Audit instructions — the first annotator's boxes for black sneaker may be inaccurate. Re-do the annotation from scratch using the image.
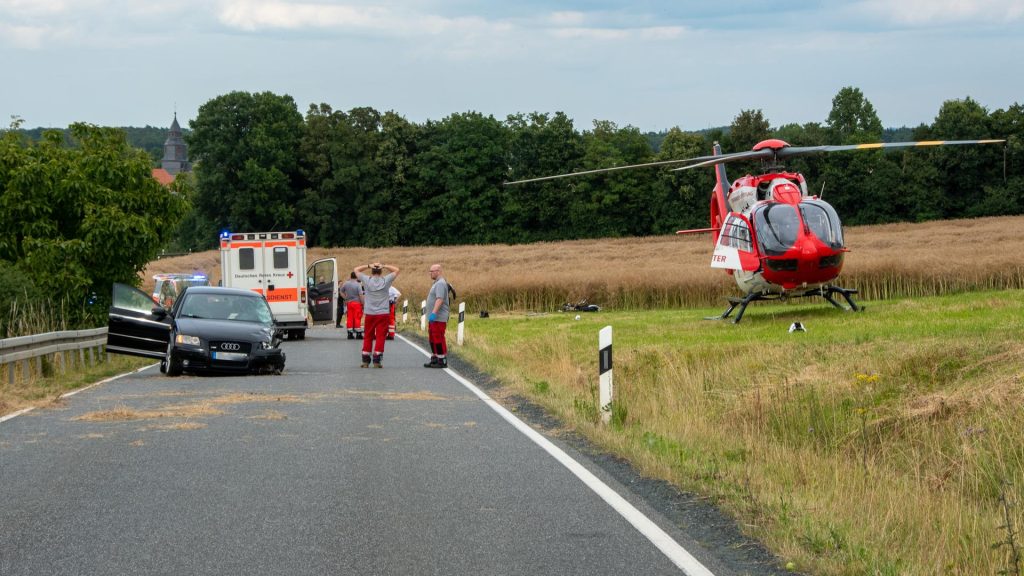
[423,357,438,368]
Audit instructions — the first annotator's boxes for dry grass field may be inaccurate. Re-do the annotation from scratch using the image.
[144,215,1024,312]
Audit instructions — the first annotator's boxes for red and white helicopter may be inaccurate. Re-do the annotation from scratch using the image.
[507,137,1005,322]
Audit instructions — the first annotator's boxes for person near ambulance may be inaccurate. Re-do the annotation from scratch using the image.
[423,263,450,369]
[387,285,402,340]
[355,262,400,368]
[340,272,363,340]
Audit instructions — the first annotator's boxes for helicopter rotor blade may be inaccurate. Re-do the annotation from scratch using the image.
[503,155,721,185]
[669,149,774,171]
[505,138,1006,183]
[776,139,1006,159]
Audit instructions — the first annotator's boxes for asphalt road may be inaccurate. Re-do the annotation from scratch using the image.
[0,327,742,576]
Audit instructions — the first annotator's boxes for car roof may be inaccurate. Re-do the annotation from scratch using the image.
[183,286,262,298]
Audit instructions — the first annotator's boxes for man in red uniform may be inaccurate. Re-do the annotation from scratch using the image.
[423,264,450,369]
[340,272,363,340]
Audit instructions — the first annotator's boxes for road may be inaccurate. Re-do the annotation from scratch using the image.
[1,327,740,575]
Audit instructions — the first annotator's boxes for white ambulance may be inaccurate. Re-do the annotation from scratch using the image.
[219,230,338,340]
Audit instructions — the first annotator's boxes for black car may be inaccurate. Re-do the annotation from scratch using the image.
[107,284,286,376]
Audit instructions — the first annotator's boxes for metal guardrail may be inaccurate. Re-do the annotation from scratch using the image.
[0,327,108,385]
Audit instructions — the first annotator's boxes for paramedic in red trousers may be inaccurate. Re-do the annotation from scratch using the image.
[340,272,363,340]
[423,264,450,369]
[387,285,402,340]
[355,262,400,368]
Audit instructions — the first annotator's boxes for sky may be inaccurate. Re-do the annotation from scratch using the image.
[2,0,1023,133]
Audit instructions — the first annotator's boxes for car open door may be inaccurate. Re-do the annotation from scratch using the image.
[306,258,339,325]
[107,283,172,359]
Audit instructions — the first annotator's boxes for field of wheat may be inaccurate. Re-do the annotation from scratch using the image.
[145,215,1024,312]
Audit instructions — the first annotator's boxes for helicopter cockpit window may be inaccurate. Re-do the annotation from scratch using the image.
[752,204,800,256]
[720,215,752,252]
[800,200,844,249]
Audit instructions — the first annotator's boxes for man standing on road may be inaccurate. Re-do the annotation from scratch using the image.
[340,272,363,339]
[355,262,400,368]
[423,263,450,369]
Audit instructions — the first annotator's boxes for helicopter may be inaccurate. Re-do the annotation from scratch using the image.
[506,137,1005,322]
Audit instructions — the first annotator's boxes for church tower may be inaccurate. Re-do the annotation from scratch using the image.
[161,113,192,176]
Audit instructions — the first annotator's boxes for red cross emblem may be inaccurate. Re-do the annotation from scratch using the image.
[287,271,294,278]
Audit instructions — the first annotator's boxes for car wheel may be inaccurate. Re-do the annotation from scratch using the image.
[297,330,306,340]
[165,341,183,377]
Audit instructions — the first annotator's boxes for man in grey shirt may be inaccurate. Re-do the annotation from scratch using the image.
[424,263,450,368]
[354,262,400,368]
[339,272,363,339]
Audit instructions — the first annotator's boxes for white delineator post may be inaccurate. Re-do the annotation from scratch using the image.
[402,299,408,324]
[420,300,427,331]
[599,325,613,425]
[456,302,466,345]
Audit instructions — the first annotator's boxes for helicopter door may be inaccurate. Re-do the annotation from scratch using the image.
[711,214,760,272]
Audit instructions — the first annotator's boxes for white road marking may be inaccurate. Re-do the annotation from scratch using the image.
[397,334,716,576]
[0,363,158,425]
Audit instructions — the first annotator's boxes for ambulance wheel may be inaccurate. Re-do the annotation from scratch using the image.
[297,330,306,340]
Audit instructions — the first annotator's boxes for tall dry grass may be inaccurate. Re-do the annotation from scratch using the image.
[145,215,1024,312]
[456,296,1024,575]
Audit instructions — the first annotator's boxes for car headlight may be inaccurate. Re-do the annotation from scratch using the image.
[175,334,202,346]
[259,341,273,350]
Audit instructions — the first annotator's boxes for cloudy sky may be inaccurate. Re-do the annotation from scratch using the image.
[2,0,1023,132]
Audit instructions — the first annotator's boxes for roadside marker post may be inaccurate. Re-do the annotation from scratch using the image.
[457,302,466,345]
[420,300,427,331]
[599,326,613,425]
[402,299,408,324]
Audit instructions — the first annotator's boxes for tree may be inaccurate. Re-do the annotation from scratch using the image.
[726,109,771,153]
[0,123,188,327]
[187,91,305,246]
[826,87,883,143]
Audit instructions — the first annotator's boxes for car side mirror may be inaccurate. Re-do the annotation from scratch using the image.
[151,306,168,318]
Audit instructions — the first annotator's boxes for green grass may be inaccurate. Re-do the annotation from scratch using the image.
[454,291,1024,575]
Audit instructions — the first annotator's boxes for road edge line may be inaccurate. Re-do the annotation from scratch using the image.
[1,362,159,425]
[396,334,716,576]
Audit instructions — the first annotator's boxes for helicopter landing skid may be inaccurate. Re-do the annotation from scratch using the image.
[709,285,861,324]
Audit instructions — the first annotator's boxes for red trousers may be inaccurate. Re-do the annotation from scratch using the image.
[428,321,447,358]
[346,301,363,331]
[363,314,389,355]
[388,303,397,337]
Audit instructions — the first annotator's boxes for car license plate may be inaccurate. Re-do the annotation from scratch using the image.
[212,351,247,361]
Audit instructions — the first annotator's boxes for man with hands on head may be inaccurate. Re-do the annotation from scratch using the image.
[354,262,400,368]
[423,263,450,369]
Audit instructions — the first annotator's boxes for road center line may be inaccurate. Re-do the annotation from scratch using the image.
[397,334,716,576]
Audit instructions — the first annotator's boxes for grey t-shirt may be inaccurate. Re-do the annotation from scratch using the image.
[426,277,450,322]
[358,272,396,315]
[339,280,362,303]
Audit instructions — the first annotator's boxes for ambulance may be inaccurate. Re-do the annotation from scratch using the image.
[219,230,338,340]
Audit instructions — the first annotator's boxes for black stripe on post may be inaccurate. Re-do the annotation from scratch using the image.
[459,310,465,323]
[599,344,612,375]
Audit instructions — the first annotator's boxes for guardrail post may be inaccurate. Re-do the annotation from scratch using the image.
[599,326,613,425]
[456,302,466,346]
[420,300,427,331]
[7,363,13,386]
[402,299,408,324]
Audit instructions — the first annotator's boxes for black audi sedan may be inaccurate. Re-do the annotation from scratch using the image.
[107,284,286,376]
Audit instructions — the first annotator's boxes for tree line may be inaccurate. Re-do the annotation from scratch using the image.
[171,87,1022,251]
[1,87,1020,330]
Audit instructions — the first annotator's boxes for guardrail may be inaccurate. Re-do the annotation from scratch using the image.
[0,328,109,385]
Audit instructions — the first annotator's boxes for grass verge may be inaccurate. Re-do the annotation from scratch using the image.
[452,291,1024,575]
[0,355,153,417]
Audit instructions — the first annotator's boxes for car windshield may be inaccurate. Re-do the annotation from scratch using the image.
[178,293,273,325]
